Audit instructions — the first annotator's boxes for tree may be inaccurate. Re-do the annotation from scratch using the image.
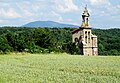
[32,28,55,48]
[0,36,12,53]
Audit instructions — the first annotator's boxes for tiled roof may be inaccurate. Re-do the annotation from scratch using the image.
[71,28,80,34]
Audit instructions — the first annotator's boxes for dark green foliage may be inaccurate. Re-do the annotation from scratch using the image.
[32,28,55,48]
[0,27,120,55]
[0,27,71,54]
[92,29,120,55]
[0,36,12,53]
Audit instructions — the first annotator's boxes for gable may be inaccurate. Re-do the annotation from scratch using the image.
[71,28,80,34]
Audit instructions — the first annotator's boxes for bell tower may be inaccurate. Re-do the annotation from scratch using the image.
[71,5,98,55]
[81,5,90,28]
[79,5,92,55]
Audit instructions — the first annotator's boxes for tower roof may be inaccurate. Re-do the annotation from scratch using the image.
[83,5,90,17]
[81,5,90,28]
[71,5,91,34]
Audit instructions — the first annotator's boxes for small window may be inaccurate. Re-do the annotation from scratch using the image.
[85,36,87,43]
[88,32,90,43]
[75,38,78,43]
[85,31,87,43]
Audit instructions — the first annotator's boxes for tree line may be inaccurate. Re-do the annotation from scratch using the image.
[92,29,120,55]
[0,27,120,55]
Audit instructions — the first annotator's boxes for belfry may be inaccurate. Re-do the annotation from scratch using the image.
[71,6,98,55]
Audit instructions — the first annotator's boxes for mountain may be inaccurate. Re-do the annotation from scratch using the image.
[23,21,79,28]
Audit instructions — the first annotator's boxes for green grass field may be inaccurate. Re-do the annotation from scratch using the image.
[0,53,120,83]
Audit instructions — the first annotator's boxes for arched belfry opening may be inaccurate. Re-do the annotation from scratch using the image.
[71,5,98,56]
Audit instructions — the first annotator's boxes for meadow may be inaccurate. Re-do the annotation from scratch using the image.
[0,53,120,83]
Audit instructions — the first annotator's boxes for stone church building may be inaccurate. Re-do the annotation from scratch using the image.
[71,6,98,55]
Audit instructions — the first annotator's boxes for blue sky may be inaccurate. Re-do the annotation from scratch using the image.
[0,0,120,29]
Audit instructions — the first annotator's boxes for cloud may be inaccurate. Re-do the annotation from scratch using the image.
[0,0,33,3]
[14,0,64,22]
[55,0,79,13]
[0,0,120,28]
[66,18,79,25]
[16,2,33,17]
[0,19,9,24]
[89,0,110,6]
[51,11,63,21]
[117,5,120,9]
[38,11,64,22]
[0,8,21,19]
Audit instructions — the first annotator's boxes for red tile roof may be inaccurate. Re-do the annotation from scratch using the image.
[71,28,80,34]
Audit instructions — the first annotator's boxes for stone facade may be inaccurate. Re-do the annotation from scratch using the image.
[71,6,98,56]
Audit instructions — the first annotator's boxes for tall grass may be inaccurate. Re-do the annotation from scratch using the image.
[0,53,120,83]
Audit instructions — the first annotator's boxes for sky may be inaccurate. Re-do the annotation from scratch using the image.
[0,0,120,29]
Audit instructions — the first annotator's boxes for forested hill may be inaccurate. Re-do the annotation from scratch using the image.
[0,27,120,55]
[23,21,79,28]
[92,29,120,55]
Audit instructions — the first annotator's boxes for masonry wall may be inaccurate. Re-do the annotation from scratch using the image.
[92,36,98,55]
[83,47,93,55]
[72,31,80,43]
[72,29,98,56]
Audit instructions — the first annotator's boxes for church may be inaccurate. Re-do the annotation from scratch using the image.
[71,6,98,56]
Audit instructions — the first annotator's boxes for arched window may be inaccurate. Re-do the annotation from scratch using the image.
[88,31,90,43]
[75,38,78,43]
[85,31,87,43]
[74,38,79,46]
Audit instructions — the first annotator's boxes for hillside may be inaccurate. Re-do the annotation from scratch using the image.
[23,21,79,28]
